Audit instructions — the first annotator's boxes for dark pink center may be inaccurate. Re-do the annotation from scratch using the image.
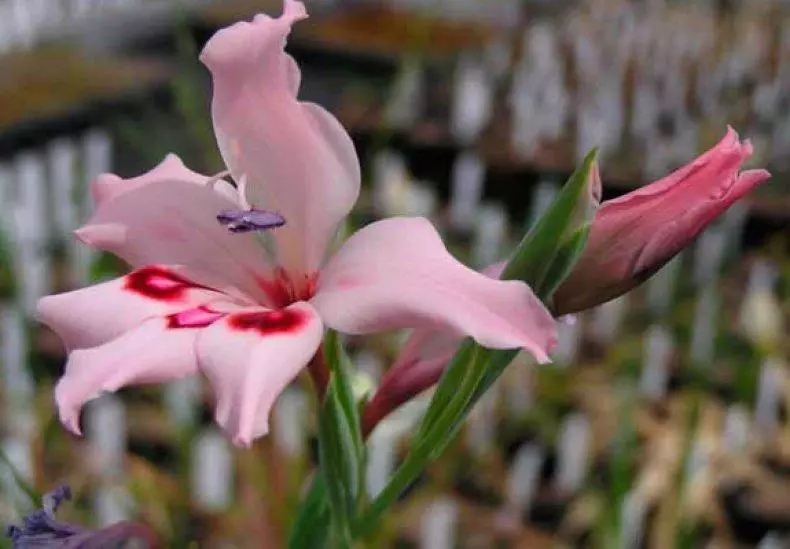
[125,266,209,302]
[167,306,226,329]
[228,308,308,336]
[257,267,318,309]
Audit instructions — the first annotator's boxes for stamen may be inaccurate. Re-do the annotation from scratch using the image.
[217,209,286,233]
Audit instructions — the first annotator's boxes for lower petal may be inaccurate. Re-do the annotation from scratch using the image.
[312,217,557,362]
[196,302,323,447]
[37,266,228,351]
[55,316,205,435]
[76,179,275,304]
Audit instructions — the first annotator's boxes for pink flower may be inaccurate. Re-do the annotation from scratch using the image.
[553,127,770,315]
[37,0,556,448]
[363,128,769,433]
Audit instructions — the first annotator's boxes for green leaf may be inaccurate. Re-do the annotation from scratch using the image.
[502,148,598,295]
[315,331,364,546]
[287,475,331,549]
[415,339,475,438]
[541,226,591,302]
[354,346,490,537]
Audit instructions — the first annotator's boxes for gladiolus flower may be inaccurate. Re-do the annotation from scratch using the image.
[37,0,555,447]
[363,128,769,433]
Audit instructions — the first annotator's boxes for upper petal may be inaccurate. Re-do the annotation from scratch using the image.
[55,315,209,435]
[75,179,277,305]
[200,0,361,276]
[91,154,219,207]
[196,301,323,447]
[312,217,557,362]
[37,266,228,351]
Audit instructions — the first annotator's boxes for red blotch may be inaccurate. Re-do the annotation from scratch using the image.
[228,308,308,336]
[125,266,208,302]
[167,306,226,329]
[257,268,318,309]
[334,275,360,289]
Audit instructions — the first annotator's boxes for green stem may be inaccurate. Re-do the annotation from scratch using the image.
[352,347,488,537]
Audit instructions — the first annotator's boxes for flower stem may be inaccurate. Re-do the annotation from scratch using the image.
[352,346,488,538]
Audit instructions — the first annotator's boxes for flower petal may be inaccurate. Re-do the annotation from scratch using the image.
[196,301,323,447]
[91,154,217,206]
[362,259,531,434]
[37,266,228,351]
[200,0,361,276]
[75,179,276,304]
[55,314,217,435]
[312,217,557,362]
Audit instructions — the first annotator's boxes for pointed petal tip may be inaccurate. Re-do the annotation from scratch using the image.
[74,223,125,246]
[55,386,83,437]
[737,168,772,191]
[281,0,308,20]
[200,0,307,72]
[232,434,253,448]
[231,427,266,449]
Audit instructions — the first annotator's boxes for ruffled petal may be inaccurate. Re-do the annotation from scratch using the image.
[36,266,228,351]
[312,217,557,362]
[91,154,219,206]
[75,179,276,305]
[54,311,225,435]
[196,301,323,447]
[362,259,527,433]
[200,0,361,276]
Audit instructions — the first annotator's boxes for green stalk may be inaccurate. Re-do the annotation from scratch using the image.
[352,347,489,537]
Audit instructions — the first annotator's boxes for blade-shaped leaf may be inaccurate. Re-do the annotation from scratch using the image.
[502,148,598,293]
[287,475,330,549]
[314,331,364,546]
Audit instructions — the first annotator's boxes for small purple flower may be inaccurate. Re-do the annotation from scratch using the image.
[6,486,157,548]
[216,209,286,233]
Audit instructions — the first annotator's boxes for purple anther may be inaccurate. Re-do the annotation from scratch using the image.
[217,209,286,233]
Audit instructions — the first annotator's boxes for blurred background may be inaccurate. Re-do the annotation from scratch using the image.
[1,0,790,547]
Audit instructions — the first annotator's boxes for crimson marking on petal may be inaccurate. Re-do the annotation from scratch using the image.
[124,266,209,302]
[228,308,309,336]
[257,268,317,309]
[167,306,226,329]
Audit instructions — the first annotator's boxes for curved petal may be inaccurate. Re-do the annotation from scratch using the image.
[55,314,216,435]
[76,180,276,305]
[91,154,215,206]
[196,301,323,447]
[200,0,361,276]
[362,259,532,434]
[312,217,557,362]
[36,266,228,351]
